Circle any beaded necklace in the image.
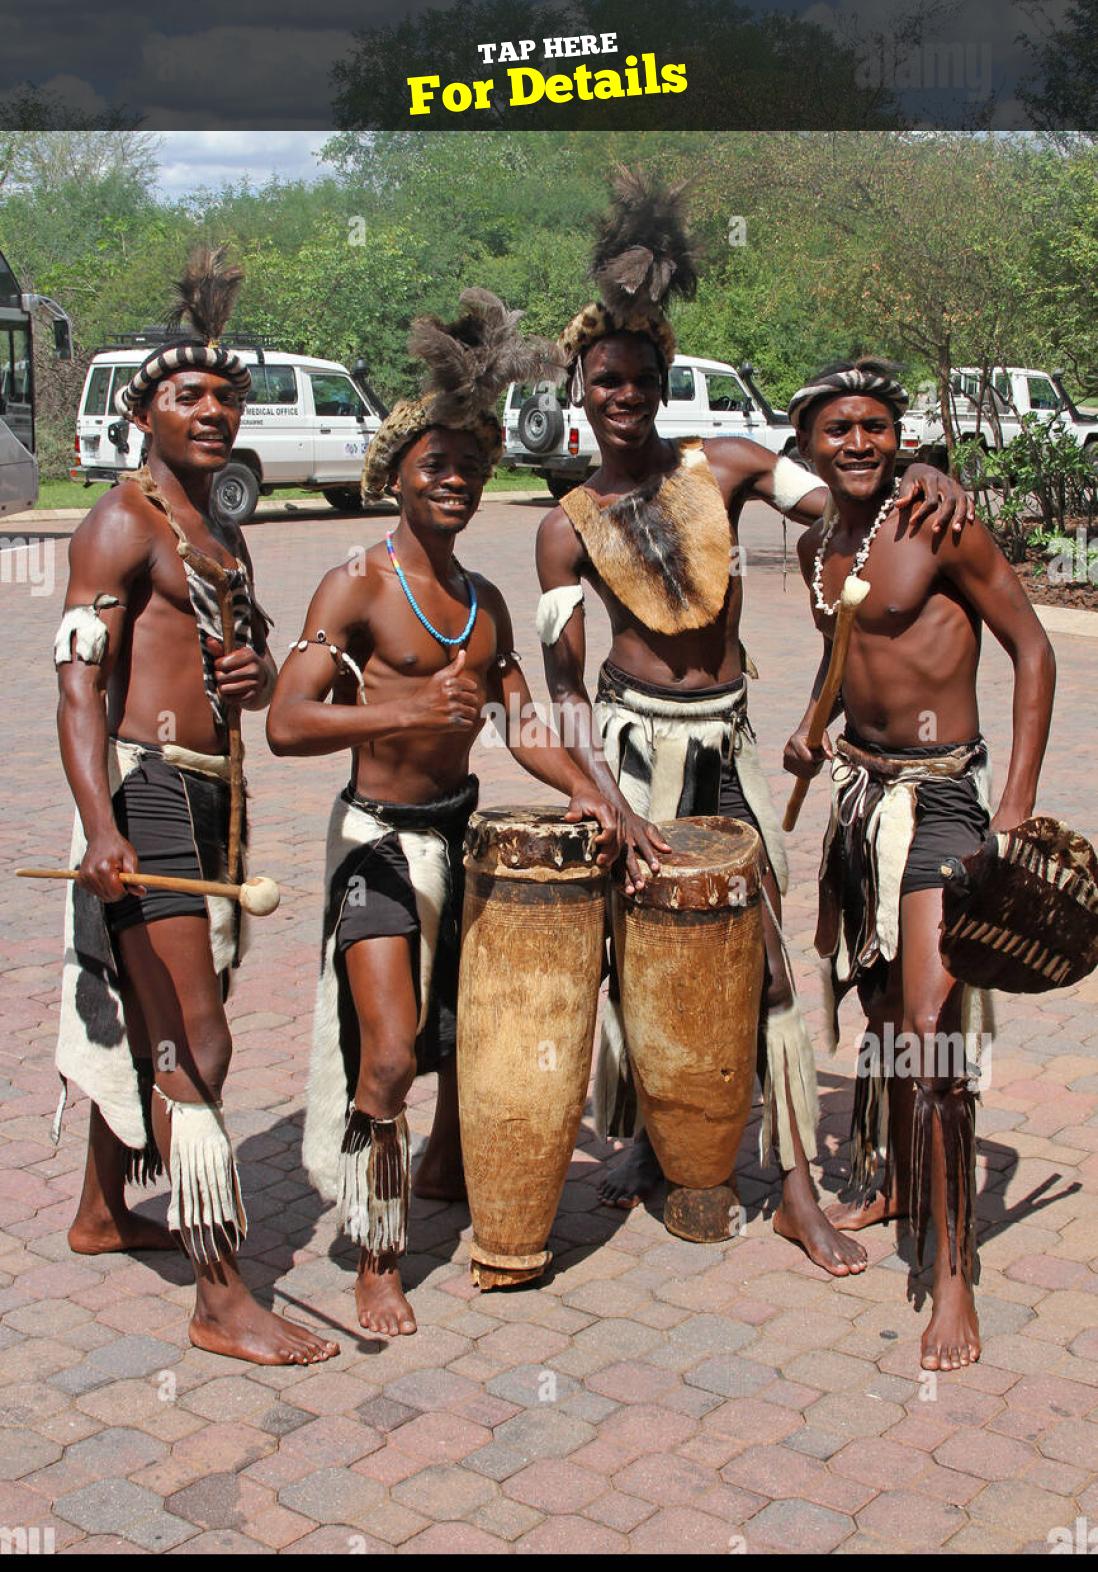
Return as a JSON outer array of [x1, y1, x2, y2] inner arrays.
[[385, 527, 478, 648], [812, 483, 898, 616]]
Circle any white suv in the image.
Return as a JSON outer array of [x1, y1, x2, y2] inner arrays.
[[502, 355, 804, 497], [72, 339, 386, 524]]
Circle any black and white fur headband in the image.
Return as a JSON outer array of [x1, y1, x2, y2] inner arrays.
[[787, 369, 909, 432]]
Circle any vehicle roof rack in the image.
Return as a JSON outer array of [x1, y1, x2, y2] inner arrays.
[[95, 327, 281, 363]]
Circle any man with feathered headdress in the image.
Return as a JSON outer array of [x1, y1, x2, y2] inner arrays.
[[52, 246, 338, 1365], [268, 288, 622, 1337], [537, 168, 974, 1274]]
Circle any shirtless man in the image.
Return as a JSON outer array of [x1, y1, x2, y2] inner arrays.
[[268, 291, 620, 1337], [535, 173, 972, 1274], [54, 248, 338, 1365], [782, 359, 1055, 1368]]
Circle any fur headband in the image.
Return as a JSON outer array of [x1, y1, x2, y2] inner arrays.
[[787, 364, 910, 432]]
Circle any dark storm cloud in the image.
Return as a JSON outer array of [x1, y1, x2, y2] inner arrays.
[[0, 1, 1083, 129]]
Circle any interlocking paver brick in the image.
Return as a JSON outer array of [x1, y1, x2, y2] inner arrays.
[[721, 1444, 875, 1514], [484, 1363, 579, 1409], [503, 1457, 606, 1514], [934, 1427, 1036, 1481], [279, 1414, 383, 1467], [704, 1397, 801, 1447], [391, 1411, 495, 1464], [632, 1503, 752, 1552], [402, 1521, 509, 1553], [747, 1497, 855, 1553], [470, 1496, 545, 1541], [278, 1467, 384, 1530], [0, 1428, 61, 1480], [685, 1355, 776, 1399], [967, 1478, 1078, 1540], [391, 1462, 498, 1521], [1037, 1418, 1098, 1469]]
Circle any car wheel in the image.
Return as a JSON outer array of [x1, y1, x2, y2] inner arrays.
[[323, 487, 364, 514], [212, 462, 260, 526], [518, 397, 565, 454]]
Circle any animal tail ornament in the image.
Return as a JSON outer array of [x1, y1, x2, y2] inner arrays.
[[335, 1105, 411, 1270]]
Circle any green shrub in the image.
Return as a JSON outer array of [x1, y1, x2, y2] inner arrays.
[[957, 415, 1098, 563]]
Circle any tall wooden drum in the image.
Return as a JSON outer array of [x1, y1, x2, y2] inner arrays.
[[458, 807, 606, 1289], [618, 815, 765, 1243]]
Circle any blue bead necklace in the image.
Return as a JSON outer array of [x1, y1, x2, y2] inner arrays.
[[385, 527, 478, 648]]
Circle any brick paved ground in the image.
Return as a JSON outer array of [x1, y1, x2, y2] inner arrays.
[[2, 496, 1097, 1554]]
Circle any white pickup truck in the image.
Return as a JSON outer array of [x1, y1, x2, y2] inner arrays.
[[898, 367, 1098, 471], [502, 355, 803, 497], [73, 337, 387, 524]]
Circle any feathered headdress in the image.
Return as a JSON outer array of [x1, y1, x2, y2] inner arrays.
[[362, 288, 561, 503], [117, 244, 251, 414], [167, 244, 246, 344], [559, 166, 698, 398]]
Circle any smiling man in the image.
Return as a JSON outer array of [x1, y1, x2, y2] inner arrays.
[[52, 247, 338, 1366], [783, 358, 1055, 1368], [537, 170, 974, 1274], [268, 290, 622, 1338]]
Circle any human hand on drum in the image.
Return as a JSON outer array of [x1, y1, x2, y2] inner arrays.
[[408, 649, 482, 733], [621, 810, 674, 895], [783, 725, 833, 781], [564, 785, 625, 867]]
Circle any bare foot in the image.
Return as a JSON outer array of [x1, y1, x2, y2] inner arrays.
[[921, 1272, 981, 1371], [68, 1212, 176, 1255], [826, 1189, 908, 1233], [773, 1192, 869, 1277], [190, 1298, 339, 1366], [597, 1131, 663, 1210], [356, 1255, 417, 1337]]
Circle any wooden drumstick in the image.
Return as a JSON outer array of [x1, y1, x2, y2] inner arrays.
[[16, 867, 280, 916], [783, 575, 871, 833]]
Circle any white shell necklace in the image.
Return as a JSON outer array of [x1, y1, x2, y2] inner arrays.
[[812, 482, 898, 616]]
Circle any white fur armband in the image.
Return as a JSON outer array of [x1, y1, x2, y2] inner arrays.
[[771, 454, 821, 514], [536, 585, 585, 646], [53, 594, 121, 668]]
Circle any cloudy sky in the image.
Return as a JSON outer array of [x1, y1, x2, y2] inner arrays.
[[153, 133, 337, 197]]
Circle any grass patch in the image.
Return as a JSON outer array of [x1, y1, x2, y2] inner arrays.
[[33, 473, 549, 512], [37, 478, 112, 510], [486, 469, 550, 493]]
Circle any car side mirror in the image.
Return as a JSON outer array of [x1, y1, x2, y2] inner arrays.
[[53, 320, 73, 360], [742, 397, 755, 414]]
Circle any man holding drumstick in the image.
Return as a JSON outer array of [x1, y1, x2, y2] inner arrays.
[[268, 289, 621, 1338], [51, 247, 338, 1367], [783, 358, 1055, 1368], [536, 169, 973, 1274]]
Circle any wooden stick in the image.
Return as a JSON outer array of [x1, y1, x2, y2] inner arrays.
[[16, 868, 279, 916], [783, 576, 872, 833], [176, 540, 245, 884]]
